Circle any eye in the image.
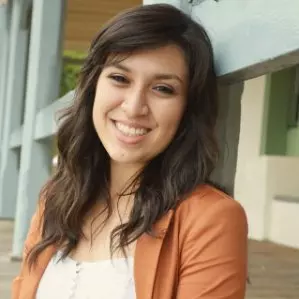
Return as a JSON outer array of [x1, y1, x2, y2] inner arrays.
[[154, 85, 175, 95], [108, 74, 129, 84]]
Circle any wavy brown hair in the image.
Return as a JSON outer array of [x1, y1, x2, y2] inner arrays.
[[28, 3, 219, 266]]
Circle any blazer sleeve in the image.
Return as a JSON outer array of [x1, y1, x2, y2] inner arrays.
[[11, 201, 44, 299], [176, 197, 248, 299]]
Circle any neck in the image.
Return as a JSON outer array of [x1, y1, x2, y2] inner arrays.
[[109, 160, 143, 201]]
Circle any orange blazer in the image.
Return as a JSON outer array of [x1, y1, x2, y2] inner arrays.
[[12, 184, 248, 299]]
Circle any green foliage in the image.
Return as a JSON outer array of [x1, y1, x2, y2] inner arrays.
[[64, 50, 87, 60], [60, 50, 87, 97]]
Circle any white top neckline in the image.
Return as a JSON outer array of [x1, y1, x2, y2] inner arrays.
[[62, 251, 134, 265], [36, 250, 136, 299]]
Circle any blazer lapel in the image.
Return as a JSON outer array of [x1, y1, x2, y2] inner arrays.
[[18, 210, 174, 299], [134, 210, 174, 299], [20, 245, 56, 299]]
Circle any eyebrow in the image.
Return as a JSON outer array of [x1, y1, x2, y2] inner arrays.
[[106, 62, 184, 85]]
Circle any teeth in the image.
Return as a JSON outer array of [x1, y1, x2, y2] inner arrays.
[[115, 122, 148, 137]]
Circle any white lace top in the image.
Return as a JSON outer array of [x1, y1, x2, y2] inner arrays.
[[36, 251, 136, 299]]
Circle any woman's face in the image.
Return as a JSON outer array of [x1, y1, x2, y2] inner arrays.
[[92, 44, 188, 167]]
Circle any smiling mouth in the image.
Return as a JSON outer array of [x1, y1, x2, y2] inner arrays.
[[114, 121, 151, 137]]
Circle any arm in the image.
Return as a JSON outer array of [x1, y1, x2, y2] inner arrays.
[[177, 198, 248, 299]]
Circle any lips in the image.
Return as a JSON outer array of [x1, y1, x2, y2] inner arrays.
[[115, 121, 149, 137], [111, 120, 152, 145]]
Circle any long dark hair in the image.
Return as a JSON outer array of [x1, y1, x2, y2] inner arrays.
[[28, 3, 218, 266]]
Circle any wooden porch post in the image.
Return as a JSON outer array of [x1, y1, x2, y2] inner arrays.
[[0, 3, 10, 156], [0, 0, 30, 219], [11, 0, 65, 258]]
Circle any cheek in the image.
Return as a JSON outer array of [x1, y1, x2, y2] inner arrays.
[[92, 83, 110, 130], [93, 80, 121, 119], [92, 94, 103, 128], [151, 105, 185, 155], [156, 102, 185, 133]]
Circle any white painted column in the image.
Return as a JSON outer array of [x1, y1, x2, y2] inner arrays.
[[12, 0, 65, 258], [234, 77, 268, 240], [0, 0, 30, 219]]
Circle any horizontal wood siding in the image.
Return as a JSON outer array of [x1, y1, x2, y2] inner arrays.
[[64, 0, 141, 51]]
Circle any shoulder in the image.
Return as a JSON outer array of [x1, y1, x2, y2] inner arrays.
[[174, 184, 248, 237], [172, 185, 248, 298], [176, 183, 246, 216]]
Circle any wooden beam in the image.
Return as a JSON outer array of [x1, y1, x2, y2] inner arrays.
[[34, 91, 74, 141], [191, 0, 299, 84], [9, 127, 23, 149]]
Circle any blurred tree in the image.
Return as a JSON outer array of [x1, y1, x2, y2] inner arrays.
[[60, 50, 86, 97]]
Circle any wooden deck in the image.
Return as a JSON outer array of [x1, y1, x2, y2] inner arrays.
[[1, 220, 299, 299]]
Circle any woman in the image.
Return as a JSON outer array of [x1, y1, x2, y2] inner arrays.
[[12, 3, 248, 299]]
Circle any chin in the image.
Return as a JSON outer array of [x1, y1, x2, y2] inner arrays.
[[108, 151, 147, 166]]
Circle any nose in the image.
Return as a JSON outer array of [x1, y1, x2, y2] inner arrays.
[[121, 86, 148, 117]]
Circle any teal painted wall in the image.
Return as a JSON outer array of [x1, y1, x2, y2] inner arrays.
[[287, 128, 299, 156], [262, 66, 299, 156], [261, 66, 299, 156], [260, 75, 271, 155], [286, 67, 299, 156], [262, 69, 293, 155]]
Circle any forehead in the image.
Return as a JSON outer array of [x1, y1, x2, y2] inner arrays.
[[104, 45, 188, 77]]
